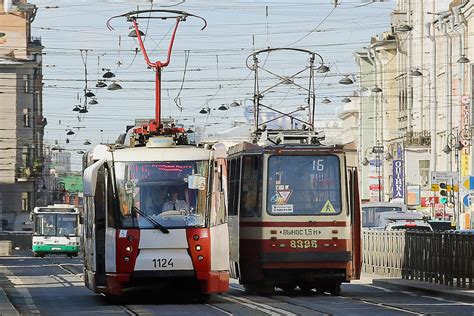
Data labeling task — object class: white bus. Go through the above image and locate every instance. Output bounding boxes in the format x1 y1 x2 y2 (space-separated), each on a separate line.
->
31 204 80 257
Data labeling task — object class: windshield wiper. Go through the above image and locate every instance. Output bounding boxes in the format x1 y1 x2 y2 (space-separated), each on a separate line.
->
132 206 169 234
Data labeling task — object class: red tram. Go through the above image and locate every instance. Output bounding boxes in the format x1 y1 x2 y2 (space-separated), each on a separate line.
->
227 131 361 295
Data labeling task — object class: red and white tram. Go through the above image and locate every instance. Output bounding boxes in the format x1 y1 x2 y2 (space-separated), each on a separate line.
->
82 135 230 296
227 131 361 295
80 9 229 297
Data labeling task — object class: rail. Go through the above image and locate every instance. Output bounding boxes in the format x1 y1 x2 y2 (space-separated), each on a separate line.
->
362 230 473 289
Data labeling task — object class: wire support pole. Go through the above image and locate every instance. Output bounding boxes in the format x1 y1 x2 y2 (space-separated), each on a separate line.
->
308 54 315 130
253 54 260 131
131 18 181 128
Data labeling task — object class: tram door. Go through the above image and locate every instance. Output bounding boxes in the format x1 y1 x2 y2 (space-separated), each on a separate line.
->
227 157 241 279
94 167 107 286
209 158 230 272
83 159 107 289
347 162 361 279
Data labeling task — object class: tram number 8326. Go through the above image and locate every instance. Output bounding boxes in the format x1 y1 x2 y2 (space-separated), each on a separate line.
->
152 258 174 268
289 240 318 249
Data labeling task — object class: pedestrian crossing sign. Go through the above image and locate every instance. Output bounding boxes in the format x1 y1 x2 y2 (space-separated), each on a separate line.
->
320 200 336 213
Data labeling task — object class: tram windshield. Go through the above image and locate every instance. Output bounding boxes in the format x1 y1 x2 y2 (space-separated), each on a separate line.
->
267 155 342 216
114 161 209 229
33 214 78 236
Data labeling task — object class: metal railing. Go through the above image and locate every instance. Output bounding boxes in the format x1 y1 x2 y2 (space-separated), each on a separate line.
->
362 230 473 289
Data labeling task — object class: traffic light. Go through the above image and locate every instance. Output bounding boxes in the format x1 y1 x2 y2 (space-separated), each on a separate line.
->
439 182 448 204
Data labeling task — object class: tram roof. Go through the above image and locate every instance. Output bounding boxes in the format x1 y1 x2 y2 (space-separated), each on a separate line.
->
107 145 212 162
227 141 348 156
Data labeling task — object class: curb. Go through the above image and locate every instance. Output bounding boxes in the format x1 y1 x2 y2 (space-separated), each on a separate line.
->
372 279 474 304
0 288 19 316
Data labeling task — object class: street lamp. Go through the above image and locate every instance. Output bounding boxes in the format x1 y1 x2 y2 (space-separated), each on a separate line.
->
457 55 470 64
339 75 354 85
410 68 423 77
371 85 382 93
316 64 330 73
321 97 331 104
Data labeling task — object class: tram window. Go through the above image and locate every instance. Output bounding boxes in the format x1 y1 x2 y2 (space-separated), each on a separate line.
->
210 160 227 226
228 158 241 216
106 168 116 228
267 155 342 216
240 156 261 218
94 167 106 228
113 161 209 229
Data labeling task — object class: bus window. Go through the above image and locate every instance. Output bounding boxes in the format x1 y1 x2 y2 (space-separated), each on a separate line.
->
34 214 55 236
57 214 78 236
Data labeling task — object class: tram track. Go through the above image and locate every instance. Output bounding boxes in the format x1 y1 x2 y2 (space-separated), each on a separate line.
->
228 283 426 316
50 261 425 315
341 295 423 315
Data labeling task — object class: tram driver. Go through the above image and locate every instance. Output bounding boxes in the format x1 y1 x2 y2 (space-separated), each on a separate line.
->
162 186 188 212
142 187 165 215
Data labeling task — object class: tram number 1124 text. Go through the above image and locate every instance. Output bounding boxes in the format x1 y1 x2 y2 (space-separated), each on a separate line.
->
152 258 174 268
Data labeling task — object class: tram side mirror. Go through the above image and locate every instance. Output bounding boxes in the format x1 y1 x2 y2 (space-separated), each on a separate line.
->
79 213 84 225
188 175 206 190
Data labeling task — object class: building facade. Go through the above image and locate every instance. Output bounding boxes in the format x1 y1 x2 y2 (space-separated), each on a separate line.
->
0 0 45 230
355 0 474 229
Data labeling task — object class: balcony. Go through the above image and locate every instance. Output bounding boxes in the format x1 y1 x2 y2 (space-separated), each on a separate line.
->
16 160 43 182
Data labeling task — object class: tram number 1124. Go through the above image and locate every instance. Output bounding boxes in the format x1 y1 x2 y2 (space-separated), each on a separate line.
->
152 258 174 268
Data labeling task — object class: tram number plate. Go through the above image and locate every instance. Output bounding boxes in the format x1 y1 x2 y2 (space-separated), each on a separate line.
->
289 240 317 249
152 258 174 268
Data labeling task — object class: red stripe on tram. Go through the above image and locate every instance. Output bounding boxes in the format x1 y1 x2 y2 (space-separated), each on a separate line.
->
239 221 348 228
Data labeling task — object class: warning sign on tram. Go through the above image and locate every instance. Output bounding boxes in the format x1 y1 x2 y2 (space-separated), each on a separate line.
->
277 189 292 203
320 200 336 213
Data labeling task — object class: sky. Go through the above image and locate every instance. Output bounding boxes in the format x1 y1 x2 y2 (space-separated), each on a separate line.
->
27 0 396 170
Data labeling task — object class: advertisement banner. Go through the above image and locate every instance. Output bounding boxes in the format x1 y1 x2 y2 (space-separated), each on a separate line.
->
392 160 404 199
407 185 420 205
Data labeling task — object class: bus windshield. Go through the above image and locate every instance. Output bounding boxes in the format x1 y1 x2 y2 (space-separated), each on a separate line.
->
267 155 342 216
114 161 209 229
33 213 78 236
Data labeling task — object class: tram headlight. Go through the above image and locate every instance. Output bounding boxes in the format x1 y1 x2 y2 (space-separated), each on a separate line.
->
125 246 133 253
193 234 199 241
127 235 134 242
197 255 204 261
195 245 202 251
124 256 130 262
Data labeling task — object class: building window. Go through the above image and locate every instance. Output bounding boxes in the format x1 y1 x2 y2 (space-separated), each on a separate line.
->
21 192 30 212
23 108 30 127
419 160 430 188
22 146 31 167
23 75 30 93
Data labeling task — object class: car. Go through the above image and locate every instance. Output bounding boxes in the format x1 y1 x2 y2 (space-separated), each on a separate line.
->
427 220 453 231
385 220 433 232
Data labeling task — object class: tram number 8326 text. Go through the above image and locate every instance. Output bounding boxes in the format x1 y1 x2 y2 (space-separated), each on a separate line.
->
289 240 317 249
152 258 174 268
